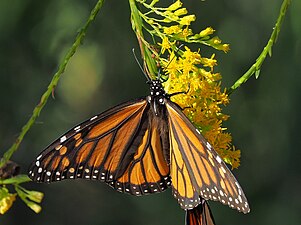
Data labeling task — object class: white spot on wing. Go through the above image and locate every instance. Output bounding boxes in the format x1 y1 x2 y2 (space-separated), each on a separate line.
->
60 136 67 143
216 155 222 163
206 142 212 150
238 195 242 203
74 126 81 131
221 166 226 174
235 182 240 188
238 188 242 195
90 115 98 121
35 161 40 167
36 155 42 160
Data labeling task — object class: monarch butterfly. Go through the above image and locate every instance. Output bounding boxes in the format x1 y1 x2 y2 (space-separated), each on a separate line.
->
28 77 250 223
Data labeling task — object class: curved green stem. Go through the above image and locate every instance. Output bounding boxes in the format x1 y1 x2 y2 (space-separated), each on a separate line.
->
227 0 291 95
0 0 105 168
129 0 158 79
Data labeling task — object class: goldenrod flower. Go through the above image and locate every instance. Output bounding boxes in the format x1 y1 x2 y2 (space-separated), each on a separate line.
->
199 27 215 37
163 25 182 35
201 54 217 71
180 15 196 25
0 187 16 214
222 44 230 53
158 36 175 54
134 0 240 168
167 0 182 11
181 27 193 39
174 8 187 16
27 190 44 203
161 45 241 168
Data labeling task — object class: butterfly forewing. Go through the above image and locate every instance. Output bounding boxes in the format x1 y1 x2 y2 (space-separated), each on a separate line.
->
28 98 170 195
166 100 250 213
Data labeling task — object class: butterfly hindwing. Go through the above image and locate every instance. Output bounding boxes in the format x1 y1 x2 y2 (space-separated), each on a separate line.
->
185 200 216 225
114 117 171 195
28 98 170 195
165 100 250 213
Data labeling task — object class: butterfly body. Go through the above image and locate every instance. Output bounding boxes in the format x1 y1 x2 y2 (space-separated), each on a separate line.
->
29 79 250 214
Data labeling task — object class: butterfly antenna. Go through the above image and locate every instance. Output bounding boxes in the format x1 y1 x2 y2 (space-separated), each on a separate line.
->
132 48 151 82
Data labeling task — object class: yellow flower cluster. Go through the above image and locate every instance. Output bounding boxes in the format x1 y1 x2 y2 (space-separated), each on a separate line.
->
136 0 240 168
162 47 240 168
0 187 16 214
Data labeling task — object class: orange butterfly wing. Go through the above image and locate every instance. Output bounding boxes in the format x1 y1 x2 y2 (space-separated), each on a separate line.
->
28 98 170 195
166 101 250 213
186 200 216 225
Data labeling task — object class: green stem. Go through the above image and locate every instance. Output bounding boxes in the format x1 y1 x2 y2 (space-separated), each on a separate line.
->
0 175 31 185
0 0 105 168
129 0 158 79
227 0 291 95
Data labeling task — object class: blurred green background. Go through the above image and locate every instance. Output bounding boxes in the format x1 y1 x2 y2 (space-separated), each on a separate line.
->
1 0 300 224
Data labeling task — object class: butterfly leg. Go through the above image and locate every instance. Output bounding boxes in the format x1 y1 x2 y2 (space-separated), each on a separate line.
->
168 83 190 98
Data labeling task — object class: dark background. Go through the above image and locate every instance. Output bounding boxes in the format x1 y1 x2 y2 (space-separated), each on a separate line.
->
1 0 300 224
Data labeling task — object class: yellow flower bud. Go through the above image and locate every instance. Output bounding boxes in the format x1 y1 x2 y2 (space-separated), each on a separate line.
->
27 201 42 213
27 190 44 203
199 27 215 37
174 8 187 16
0 192 16 214
167 0 182 11
179 15 196 25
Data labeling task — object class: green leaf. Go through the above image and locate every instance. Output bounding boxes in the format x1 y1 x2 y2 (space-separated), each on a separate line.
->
268 47 272 57
0 174 31 185
255 69 261 79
